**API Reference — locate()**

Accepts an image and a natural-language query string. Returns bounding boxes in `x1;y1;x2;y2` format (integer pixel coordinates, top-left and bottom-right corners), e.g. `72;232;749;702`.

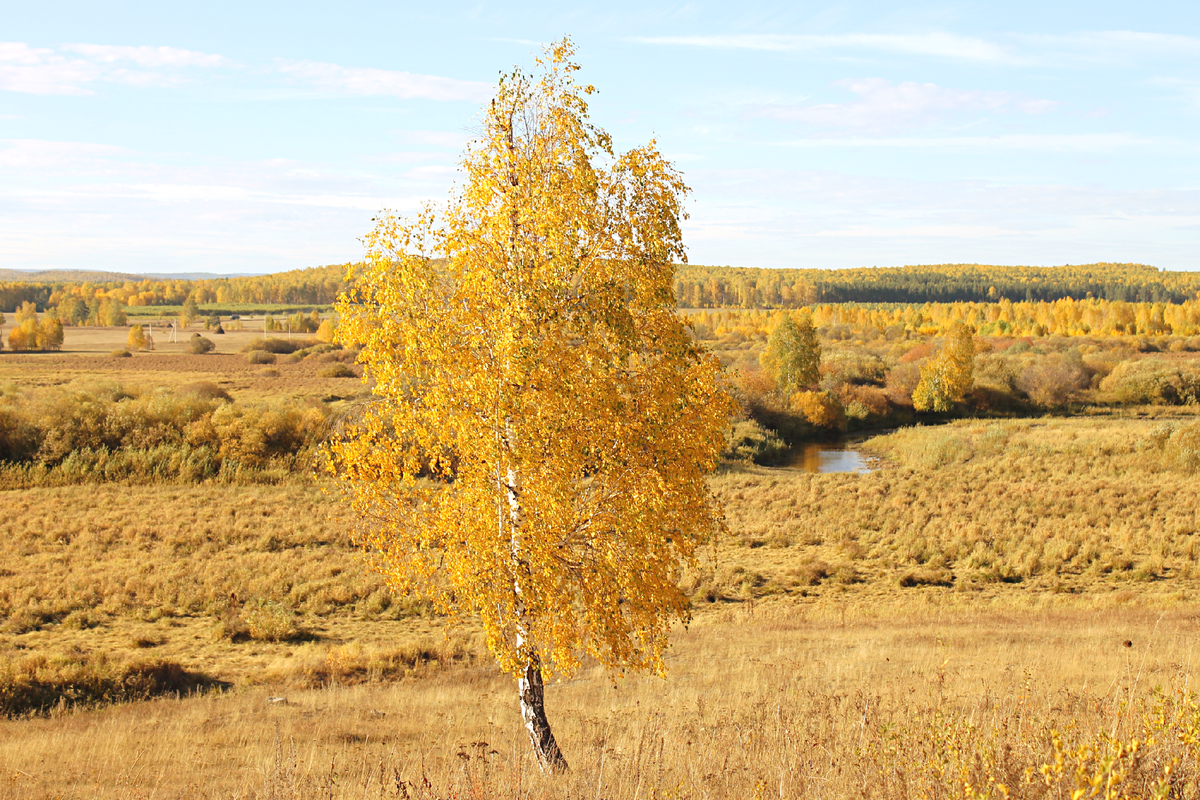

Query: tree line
0;264;348;314
673;262;1200;307
691;296;1200;340
5;262;1200;316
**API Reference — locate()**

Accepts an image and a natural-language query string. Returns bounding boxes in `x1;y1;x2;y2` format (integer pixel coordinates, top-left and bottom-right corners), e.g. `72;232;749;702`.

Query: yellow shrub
791;390;846;430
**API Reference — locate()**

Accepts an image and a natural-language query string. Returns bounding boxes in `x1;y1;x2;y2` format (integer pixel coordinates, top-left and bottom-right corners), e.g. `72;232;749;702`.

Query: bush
1099;359;1200;405
246;350;276;365
0;653;217;717
241;337;304;355
885;362;922;408
724;420;787;464
243;600;304;642
791;391;846;431
110;349;131;358
820;351;886;386
177;382;232;402
187;335;215;355
318;364;356;378
1018;355;1090;408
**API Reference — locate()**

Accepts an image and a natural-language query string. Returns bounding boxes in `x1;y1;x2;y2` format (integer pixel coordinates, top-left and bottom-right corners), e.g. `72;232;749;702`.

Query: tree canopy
330;39;732;770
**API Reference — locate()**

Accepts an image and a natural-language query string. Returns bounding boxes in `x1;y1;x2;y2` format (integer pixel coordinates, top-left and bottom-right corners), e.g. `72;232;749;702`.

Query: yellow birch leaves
330;39;733;680
912;321;976;412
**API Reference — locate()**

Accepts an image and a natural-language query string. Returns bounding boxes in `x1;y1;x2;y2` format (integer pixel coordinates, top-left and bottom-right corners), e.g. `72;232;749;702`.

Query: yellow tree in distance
330;39;734;772
912;321;976;412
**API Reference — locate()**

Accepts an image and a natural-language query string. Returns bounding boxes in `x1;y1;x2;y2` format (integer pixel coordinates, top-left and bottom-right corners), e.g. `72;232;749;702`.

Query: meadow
2;319;1200;797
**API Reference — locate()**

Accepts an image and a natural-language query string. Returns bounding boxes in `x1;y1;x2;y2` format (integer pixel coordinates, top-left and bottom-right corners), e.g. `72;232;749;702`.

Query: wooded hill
674;262;1200;307
2;262;1198;314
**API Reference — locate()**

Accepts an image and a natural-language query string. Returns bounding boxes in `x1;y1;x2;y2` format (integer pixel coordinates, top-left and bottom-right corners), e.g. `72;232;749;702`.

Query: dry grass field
2;336;1200;797
0;323;362;405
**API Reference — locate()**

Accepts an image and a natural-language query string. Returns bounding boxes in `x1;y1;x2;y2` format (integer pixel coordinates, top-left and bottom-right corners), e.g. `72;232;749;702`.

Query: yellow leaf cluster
330;40;734;680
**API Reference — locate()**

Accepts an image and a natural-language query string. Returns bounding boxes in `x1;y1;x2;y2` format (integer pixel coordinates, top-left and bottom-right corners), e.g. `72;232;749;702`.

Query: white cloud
0;138;132;167
0;43;99;95
758;78;1058;131
629;33;1012;63
61;44;229;68
774;132;1178;153
1017;31;1200;60
0;41;229;95
632;30;1200;67
277;60;491;102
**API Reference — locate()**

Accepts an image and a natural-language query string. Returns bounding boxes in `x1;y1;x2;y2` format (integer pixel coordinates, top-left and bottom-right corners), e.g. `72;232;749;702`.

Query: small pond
782;435;882;474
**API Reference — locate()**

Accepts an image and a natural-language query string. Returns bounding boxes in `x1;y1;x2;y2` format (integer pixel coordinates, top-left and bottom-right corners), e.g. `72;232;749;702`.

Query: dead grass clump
0;653;217;717
317;363;356;379
177;380;232;402
242;337;307;355
897;567;954;587
247;350;277;365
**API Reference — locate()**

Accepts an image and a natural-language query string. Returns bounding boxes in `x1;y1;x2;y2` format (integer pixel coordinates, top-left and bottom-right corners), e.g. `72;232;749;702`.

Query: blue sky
2;1;1198;274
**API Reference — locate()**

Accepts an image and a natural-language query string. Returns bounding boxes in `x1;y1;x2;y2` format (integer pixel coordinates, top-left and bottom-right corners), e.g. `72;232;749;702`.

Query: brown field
2;345;1200;797
0;323;364;404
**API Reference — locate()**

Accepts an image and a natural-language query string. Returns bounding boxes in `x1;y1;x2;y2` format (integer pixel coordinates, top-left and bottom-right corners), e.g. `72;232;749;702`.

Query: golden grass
4;415;1200;690
4;350;1200;796
3;600;1200;797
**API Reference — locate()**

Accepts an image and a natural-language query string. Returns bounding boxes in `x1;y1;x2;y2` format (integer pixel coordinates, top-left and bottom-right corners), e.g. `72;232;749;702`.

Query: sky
2;1;1198;275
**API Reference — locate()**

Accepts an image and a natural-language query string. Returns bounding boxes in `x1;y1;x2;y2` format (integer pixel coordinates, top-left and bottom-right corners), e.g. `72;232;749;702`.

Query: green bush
724;420;788;464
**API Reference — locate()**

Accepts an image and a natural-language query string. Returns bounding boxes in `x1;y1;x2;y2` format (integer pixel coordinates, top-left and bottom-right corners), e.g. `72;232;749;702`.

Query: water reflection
785;441;874;474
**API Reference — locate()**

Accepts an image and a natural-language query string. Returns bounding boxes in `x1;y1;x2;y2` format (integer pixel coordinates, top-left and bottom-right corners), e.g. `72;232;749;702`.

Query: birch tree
761;311;820;395
330;40;733;772
912;321;976;412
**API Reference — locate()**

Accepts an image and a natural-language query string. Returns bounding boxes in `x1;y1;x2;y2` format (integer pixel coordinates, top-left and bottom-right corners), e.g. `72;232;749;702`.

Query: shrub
246;350;276;365
884;362;922;408
187;335;215;354
724;420;787;464
318;364;356;378
243;600;304;642
177;382;232;402
241;337;304;355
1099;359;1200;405
791;391;846;431
836;384;888;420
820;351;886;386
1018;355;1091;408
110;349;132;358
0;653;217;717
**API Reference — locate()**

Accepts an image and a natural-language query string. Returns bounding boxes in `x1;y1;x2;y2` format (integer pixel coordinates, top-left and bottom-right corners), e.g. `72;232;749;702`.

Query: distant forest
2;261;1198;314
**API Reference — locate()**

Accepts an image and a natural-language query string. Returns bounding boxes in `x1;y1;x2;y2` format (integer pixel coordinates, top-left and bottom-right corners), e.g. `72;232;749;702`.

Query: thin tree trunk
518;652;568;773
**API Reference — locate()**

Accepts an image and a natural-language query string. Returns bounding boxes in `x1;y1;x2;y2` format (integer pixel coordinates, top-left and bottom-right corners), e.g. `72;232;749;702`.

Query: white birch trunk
506;450;568;772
